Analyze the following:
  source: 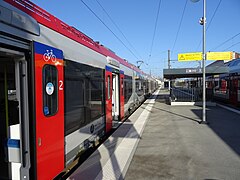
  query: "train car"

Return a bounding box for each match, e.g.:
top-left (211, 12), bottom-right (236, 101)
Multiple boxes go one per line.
top-left (207, 58), bottom-right (240, 107)
top-left (0, 0), bottom-right (157, 179)
top-left (228, 59), bottom-right (240, 106)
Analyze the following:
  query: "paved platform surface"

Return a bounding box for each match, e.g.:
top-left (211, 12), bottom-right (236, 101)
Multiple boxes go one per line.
top-left (68, 89), bottom-right (240, 180)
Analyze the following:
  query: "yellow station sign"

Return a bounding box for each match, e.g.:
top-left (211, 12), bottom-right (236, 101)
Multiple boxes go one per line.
top-left (178, 52), bottom-right (202, 61)
top-left (207, 51), bottom-right (233, 60)
top-left (178, 51), bottom-right (233, 61)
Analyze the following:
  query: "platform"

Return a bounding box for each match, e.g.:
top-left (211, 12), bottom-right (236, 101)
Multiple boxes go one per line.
top-left (68, 89), bottom-right (240, 180)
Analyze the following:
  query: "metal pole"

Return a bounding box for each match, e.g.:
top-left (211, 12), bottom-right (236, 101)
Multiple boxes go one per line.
top-left (168, 50), bottom-right (171, 91)
top-left (168, 50), bottom-right (171, 69)
top-left (169, 79), bottom-right (171, 91)
top-left (202, 0), bottom-right (206, 123)
top-left (4, 65), bottom-right (9, 136)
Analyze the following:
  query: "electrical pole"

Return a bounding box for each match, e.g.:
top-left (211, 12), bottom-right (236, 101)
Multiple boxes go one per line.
top-left (168, 49), bottom-right (171, 69)
top-left (168, 50), bottom-right (171, 91)
top-left (190, 0), bottom-right (207, 124)
top-left (201, 0), bottom-right (207, 124)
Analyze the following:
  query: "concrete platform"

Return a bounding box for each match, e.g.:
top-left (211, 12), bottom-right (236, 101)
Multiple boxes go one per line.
top-left (68, 89), bottom-right (240, 180)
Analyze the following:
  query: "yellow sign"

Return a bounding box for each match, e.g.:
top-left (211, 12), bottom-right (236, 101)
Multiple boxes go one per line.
top-left (178, 52), bottom-right (202, 61)
top-left (206, 51), bottom-right (233, 60)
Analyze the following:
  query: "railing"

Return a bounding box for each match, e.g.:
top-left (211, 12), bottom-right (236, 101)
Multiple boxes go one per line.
top-left (170, 87), bottom-right (202, 102)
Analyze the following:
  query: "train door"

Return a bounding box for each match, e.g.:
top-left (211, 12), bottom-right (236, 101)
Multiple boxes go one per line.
top-left (105, 68), bottom-right (112, 133)
top-left (34, 42), bottom-right (64, 179)
top-left (229, 76), bottom-right (238, 105)
top-left (0, 48), bottom-right (30, 180)
top-left (120, 71), bottom-right (124, 121)
top-left (105, 66), bottom-right (122, 132)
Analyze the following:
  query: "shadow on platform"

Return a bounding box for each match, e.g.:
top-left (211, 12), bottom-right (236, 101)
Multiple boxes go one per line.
top-left (68, 118), bottom-right (140, 180)
top-left (157, 91), bottom-right (240, 157)
top-left (192, 107), bottom-right (240, 156)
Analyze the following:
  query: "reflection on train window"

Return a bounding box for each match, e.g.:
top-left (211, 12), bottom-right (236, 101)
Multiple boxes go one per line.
top-left (135, 79), bottom-right (145, 96)
top-left (124, 75), bottom-right (132, 104)
top-left (88, 80), bottom-right (103, 121)
top-left (65, 77), bottom-right (85, 134)
top-left (107, 75), bottom-right (110, 100)
top-left (43, 65), bottom-right (58, 116)
top-left (121, 77), bottom-right (124, 96)
top-left (64, 60), bottom-right (104, 135)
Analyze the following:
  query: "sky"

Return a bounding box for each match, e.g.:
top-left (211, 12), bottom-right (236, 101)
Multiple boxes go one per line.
top-left (31, 0), bottom-right (240, 78)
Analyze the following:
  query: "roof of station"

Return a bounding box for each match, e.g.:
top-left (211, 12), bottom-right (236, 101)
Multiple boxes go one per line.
top-left (163, 60), bottom-right (229, 79)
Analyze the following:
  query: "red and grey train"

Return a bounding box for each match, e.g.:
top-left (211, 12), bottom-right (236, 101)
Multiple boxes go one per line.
top-left (206, 58), bottom-right (240, 107)
top-left (0, 0), bottom-right (157, 179)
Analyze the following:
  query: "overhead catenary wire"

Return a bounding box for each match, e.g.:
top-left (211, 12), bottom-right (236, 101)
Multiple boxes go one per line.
top-left (206, 0), bottom-right (222, 32)
top-left (211, 32), bottom-right (240, 51)
top-left (148, 0), bottom-right (162, 62)
top-left (195, 0), bottom-right (222, 51)
top-left (223, 41), bottom-right (240, 51)
top-left (95, 0), bottom-right (143, 60)
top-left (172, 0), bottom-right (188, 52)
top-left (80, 0), bottom-right (139, 60)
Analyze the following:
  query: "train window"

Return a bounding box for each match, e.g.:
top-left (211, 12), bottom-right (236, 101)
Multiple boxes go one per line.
top-left (107, 75), bottom-right (110, 99)
top-left (65, 78), bottom-right (85, 134)
top-left (124, 75), bottom-right (132, 104)
top-left (43, 65), bottom-right (58, 116)
top-left (64, 60), bottom-right (104, 135)
top-left (135, 79), bottom-right (144, 96)
top-left (88, 80), bottom-right (104, 121)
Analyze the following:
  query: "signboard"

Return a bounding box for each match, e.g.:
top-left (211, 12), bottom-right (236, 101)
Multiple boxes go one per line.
top-left (178, 52), bottom-right (202, 61)
top-left (186, 68), bottom-right (202, 73)
top-left (207, 51), bottom-right (233, 60)
top-left (107, 56), bottom-right (120, 67)
top-left (178, 51), bottom-right (234, 61)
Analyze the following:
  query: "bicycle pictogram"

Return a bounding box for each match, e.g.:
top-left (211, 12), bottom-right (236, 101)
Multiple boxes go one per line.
top-left (43, 49), bottom-right (56, 62)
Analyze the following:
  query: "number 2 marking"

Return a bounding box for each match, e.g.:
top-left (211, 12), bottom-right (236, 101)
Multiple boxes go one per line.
top-left (59, 80), bottom-right (63, 90)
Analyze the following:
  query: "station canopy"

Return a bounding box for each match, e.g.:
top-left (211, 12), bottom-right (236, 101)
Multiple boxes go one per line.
top-left (163, 61), bottom-right (229, 79)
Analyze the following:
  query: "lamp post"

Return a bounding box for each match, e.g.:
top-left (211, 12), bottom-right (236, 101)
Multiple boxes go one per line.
top-left (201, 0), bottom-right (207, 123)
top-left (191, 0), bottom-right (207, 123)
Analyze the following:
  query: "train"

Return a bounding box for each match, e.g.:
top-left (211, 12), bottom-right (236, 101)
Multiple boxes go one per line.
top-left (206, 58), bottom-right (240, 107)
top-left (0, 0), bottom-right (158, 179)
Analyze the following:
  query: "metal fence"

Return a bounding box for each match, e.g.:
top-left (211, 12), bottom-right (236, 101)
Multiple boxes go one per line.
top-left (170, 87), bottom-right (202, 102)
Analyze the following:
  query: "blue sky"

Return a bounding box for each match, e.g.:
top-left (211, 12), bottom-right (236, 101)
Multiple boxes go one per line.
top-left (31, 0), bottom-right (240, 77)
